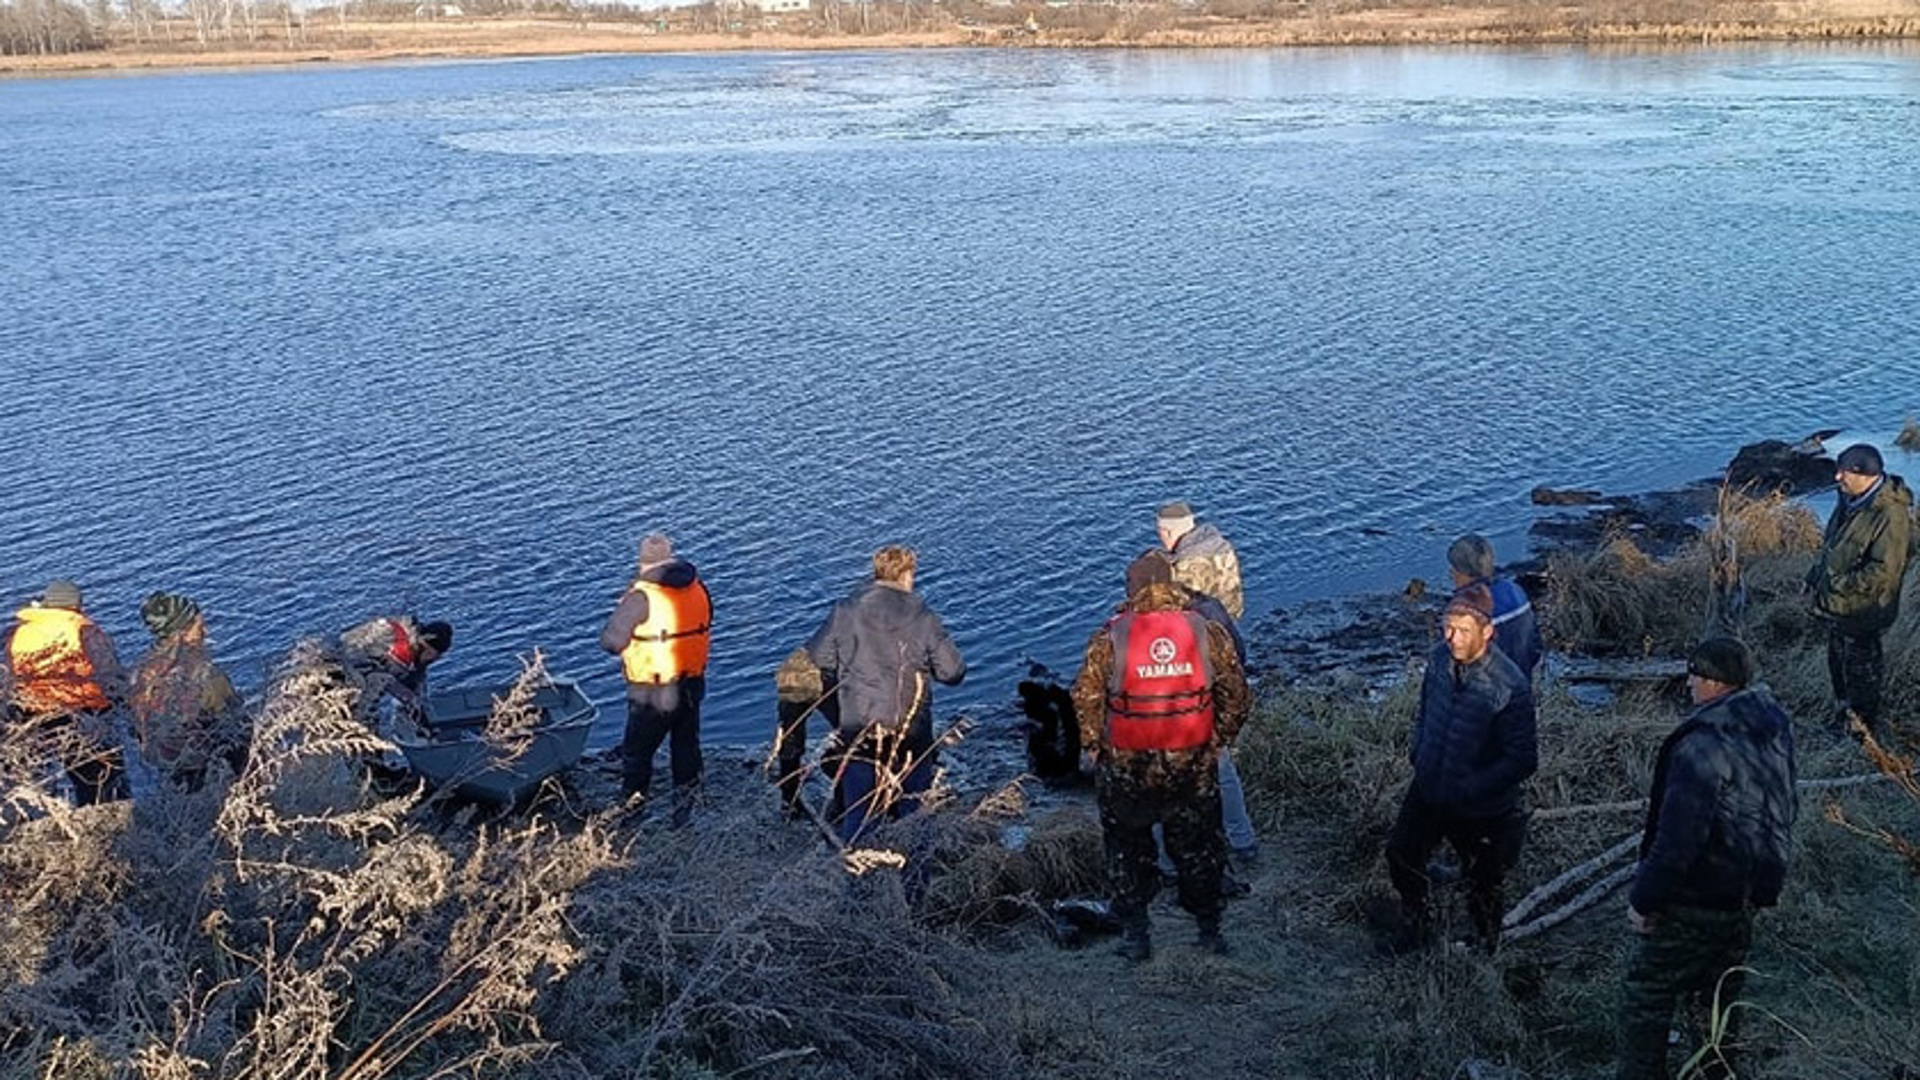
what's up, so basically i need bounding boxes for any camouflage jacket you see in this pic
[1170,522,1245,619]
[1071,581,1251,774]
[1809,474,1914,634]
[130,635,243,770]
[774,647,828,704]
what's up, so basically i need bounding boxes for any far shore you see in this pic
[7,1,1920,77]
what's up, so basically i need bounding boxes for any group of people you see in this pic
[2,583,453,801]
[8,443,1911,1080]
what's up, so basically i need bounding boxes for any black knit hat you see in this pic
[1836,443,1884,477]
[418,621,454,654]
[1687,637,1753,688]
[1125,549,1174,596]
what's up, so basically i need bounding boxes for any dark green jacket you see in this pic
[1808,474,1914,634]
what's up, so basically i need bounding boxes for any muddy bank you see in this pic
[1246,434,1842,693]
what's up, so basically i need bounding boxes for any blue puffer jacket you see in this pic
[1409,642,1538,817]
[807,581,965,746]
[1462,574,1544,678]
[1630,686,1798,914]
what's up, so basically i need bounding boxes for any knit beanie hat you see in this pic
[1156,501,1195,522]
[1126,549,1174,596]
[1688,637,1753,688]
[1444,583,1494,625]
[141,592,201,641]
[418,621,454,654]
[1836,443,1884,477]
[639,533,675,567]
[42,580,82,611]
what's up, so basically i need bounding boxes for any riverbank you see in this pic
[7,1,1920,76]
[4,436,1917,1078]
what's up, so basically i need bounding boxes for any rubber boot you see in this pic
[1116,921,1152,963]
[1196,916,1230,957]
[1378,905,1434,957]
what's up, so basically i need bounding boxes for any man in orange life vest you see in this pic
[1071,552,1251,961]
[599,532,713,821]
[6,579,128,805]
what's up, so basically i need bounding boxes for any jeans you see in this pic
[1217,747,1256,851]
[834,732,936,845]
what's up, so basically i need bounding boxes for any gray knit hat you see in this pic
[42,580,82,611]
[639,533,674,566]
[1156,501,1195,521]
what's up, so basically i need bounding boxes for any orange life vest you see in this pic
[621,579,712,684]
[1104,608,1215,752]
[9,606,112,713]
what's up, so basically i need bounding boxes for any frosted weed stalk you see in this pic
[2,641,629,1080]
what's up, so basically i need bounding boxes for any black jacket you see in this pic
[1630,685,1798,914]
[807,581,965,745]
[1409,643,1537,818]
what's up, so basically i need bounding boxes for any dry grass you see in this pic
[7,0,1920,73]
[1544,488,1822,655]
[0,642,1028,1080]
[6,480,1920,1078]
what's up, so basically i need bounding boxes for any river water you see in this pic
[4,43,1919,747]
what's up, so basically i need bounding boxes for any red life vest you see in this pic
[1104,608,1215,752]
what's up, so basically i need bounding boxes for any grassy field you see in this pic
[2,490,1917,1078]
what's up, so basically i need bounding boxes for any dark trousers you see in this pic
[1827,625,1886,731]
[16,708,128,807]
[621,679,704,800]
[1385,787,1526,945]
[1616,905,1754,1080]
[834,731,935,845]
[775,693,841,813]
[1098,756,1225,930]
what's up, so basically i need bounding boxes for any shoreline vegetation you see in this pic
[5,0,1920,76]
[3,438,1918,1078]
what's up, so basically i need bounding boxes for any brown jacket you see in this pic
[1070,581,1251,766]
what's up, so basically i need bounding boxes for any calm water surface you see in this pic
[4,44,1920,746]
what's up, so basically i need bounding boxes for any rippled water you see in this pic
[4,44,1919,746]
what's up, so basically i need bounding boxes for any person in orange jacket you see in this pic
[600,532,713,824]
[6,579,128,805]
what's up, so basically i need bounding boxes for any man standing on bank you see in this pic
[600,532,712,824]
[1156,500,1259,869]
[1617,637,1797,1080]
[1073,551,1252,961]
[806,545,965,844]
[1383,584,1537,954]
[1806,443,1912,743]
